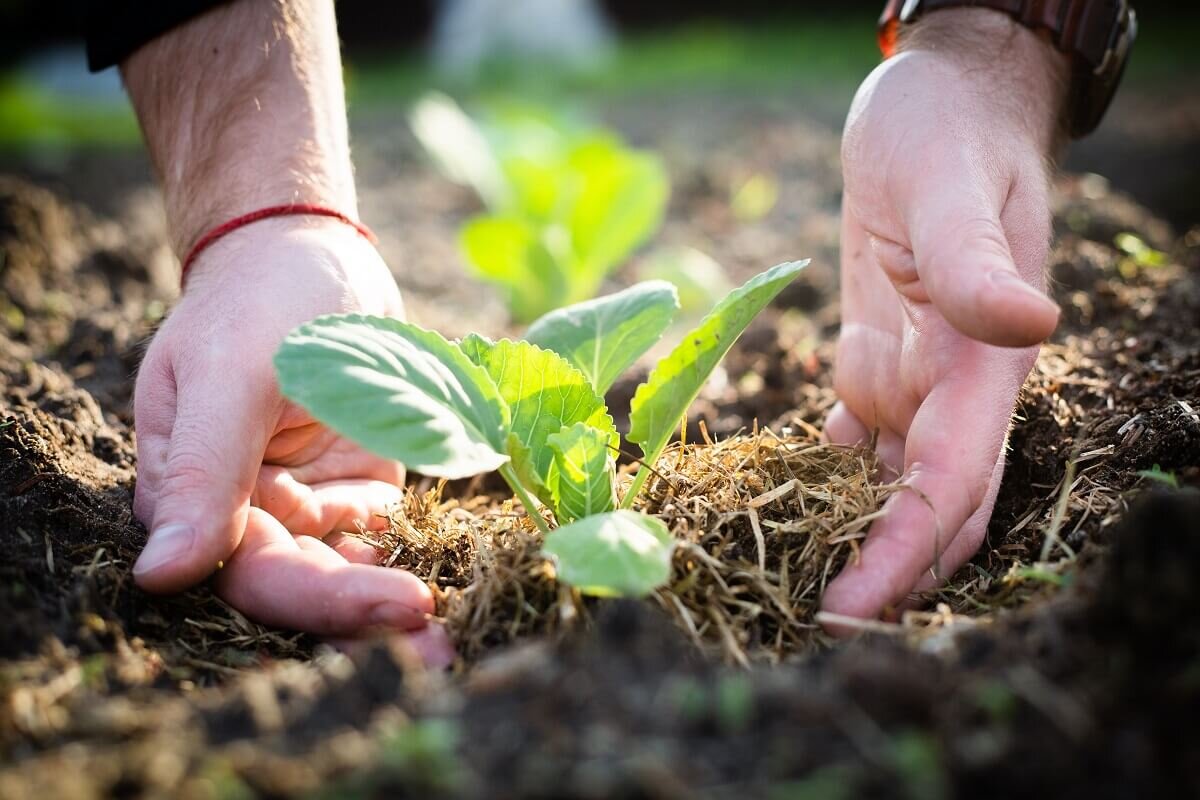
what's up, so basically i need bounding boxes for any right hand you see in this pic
[132,217,453,665]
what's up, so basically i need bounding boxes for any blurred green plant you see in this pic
[635,245,733,316]
[730,171,779,222]
[1114,232,1168,279]
[410,93,669,322]
[0,78,138,150]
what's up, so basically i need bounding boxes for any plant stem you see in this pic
[620,463,653,510]
[500,463,552,536]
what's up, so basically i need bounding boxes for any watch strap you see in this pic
[878,0,1137,137]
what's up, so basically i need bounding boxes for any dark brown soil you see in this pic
[2,94,1199,797]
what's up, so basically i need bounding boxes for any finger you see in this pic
[900,448,1008,603]
[824,401,869,445]
[833,324,920,437]
[266,428,406,487]
[323,532,381,565]
[132,349,175,526]
[825,402,904,479]
[326,624,456,670]
[253,466,400,536]
[821,349,1027,622]
[296,532,381,566]
[133,355,276,593]
[215,508,433,636]
[402,624,456,669]
[899,157,1059,348]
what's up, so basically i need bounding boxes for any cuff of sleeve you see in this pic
[85,0,233,71]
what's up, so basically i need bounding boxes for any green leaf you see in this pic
[524,280,680,395]
[456,332,495,365]
[1136,464,1180,489]
[461,338,617,505]
[635,245,733,315]
[624,260,808,505]
[274,315,510,479]
[543,510,674,597]
[547,423,616,523]
[409,92,510,211]
[459,216,568,323]
[565,137,670,297]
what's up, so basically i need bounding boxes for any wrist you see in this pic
[161,147,358,263]
[120,0,357,258]
[897,7,1071,152]
[179,214,392,299]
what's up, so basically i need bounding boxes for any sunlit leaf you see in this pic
[459,215,568,322]
[547,422,616,522]
[525,280,680,395]
[635,245,733,315]
[461,338,617,505]
[543,510,674,597]
[409,92,510,211]
[565,136,670,297]
[625,260,808,503]
[275,315,510,479]
[730,172,779,222]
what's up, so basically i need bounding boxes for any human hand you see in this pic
[132,220,452,662]
[822,9,1069,622]
[118,0,451,663]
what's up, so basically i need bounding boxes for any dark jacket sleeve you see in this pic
[86,0,232,71]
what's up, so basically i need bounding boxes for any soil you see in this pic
[1,93,1199,798]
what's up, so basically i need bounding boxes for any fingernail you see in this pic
[368,601,425,630]
[989,270,1057,308]
[134,524,194,576]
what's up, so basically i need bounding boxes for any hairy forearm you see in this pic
[898,7,1071,153]
[121,0,355,257]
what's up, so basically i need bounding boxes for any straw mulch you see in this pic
[373,426,896,666]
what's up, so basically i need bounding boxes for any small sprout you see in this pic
[666,675,709,721]
[2,302,25,332]
[730,172,779,223]
[715,673,755,732]
[768,766,859,800]
[886,731,948,800]
[275,261,806,597]
[1011,565,1071,587]
[1114,232,1168,279]
[971,679,1017,723]
[1137,464,1179,489]
[379,719,462,786]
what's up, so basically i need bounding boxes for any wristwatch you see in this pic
[877,0,1138,138]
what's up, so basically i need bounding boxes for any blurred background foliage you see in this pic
[0,0,1196,224]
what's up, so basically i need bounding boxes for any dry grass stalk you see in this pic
[377,429,894,666]
[640,428,898,663]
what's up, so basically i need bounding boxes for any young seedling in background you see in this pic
[410,93,669,322]
[275,261,807,597]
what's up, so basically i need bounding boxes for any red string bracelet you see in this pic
[179,204,378,287]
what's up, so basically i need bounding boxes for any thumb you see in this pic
[902,161,1059,347]
[134,364,276,593]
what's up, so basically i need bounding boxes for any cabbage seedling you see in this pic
[411,93,669,323]
[275,260,807,597]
